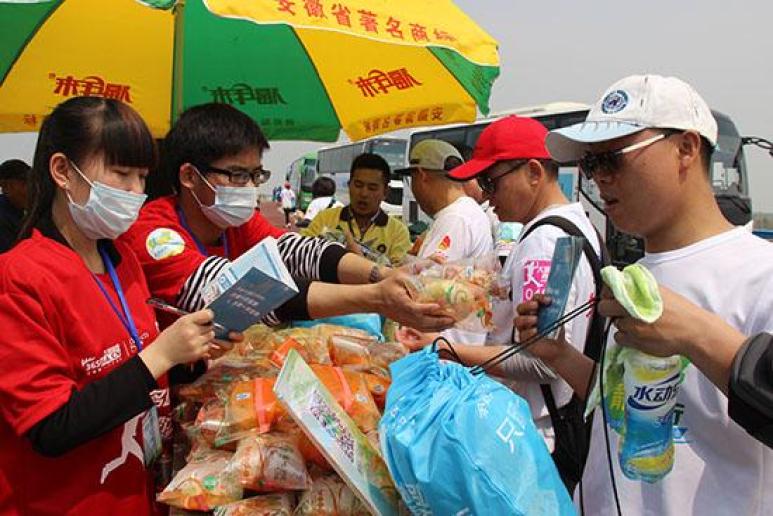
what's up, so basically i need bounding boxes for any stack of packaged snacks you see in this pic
[161,323,409,514]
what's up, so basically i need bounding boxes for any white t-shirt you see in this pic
[581,228,773,515]
[280,188,296,209]
[488,203,600,448]
[304,196,342,221]
[418,195,494,345]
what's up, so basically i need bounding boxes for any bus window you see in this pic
[370,139,408,171]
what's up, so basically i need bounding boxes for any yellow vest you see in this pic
[301,206,411,266]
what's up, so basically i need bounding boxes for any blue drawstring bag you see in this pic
[292,313,384,340]
[380,348,575,516]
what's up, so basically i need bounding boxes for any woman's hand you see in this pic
[140,309,218,378]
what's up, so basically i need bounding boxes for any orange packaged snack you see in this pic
[178,356,277,402]
[213,493,294,516]
[294,474,370,516]
[229,433,311,492]
[328,335,371,367]
[217,378,286,446]
[309,365,381,434]
[157,449,242,511]
[366,341,409,370]
[269,337,306,368]
[297,432,332,471]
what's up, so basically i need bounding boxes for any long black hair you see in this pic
[19,96,157,240]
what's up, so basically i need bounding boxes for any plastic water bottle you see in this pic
[618,351,683,483]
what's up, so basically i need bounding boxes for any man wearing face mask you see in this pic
[121,104,452,337]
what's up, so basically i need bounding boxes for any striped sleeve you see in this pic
[276,233,347,283]
[175,256,312,326]
[175,256,231,313]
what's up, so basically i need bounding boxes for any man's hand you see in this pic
[599,285,704,358]
[374,272,454,332]
[514,294,570,363]
[395,326,439,351]
[341,226,364,256]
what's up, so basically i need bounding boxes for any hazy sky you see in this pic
[2,0,771,209]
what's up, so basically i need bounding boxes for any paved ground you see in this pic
[259,199,298,231]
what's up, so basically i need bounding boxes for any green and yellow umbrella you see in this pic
[0,0,499,141]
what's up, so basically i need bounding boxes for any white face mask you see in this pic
[191,168,258,229]
[66,161,147,240]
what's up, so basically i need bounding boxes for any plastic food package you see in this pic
[328,336,371,367]
[309,365,381,434]
[178,356,277,402]
[191,399,229,448]
[217,378,287,446]
[360,371,391,410]
[294,474,370,516]
[270,333,332,367]
[230,433,311,492]
[297,432,332,471]
[312,323,375,345]
[407,254,505,330]
[366,341,408,370]
[270,337,307,368]
[213,493,295,516]
[157,449,242,511]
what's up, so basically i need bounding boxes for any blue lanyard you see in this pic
[93,244,143,351]
[176,206,229,258]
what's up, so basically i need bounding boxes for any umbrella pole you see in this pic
[170,0,186,127]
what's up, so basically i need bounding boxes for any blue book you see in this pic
[536,236,584,339]
[202,237,298,337]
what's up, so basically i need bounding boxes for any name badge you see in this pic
[142,406,162,466]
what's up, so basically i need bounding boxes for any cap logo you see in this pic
[601,90,629,114]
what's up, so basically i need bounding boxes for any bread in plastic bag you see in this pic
[406,254,506,330]
[213,493,295,516]
[178,355,277,402]
[157,449,242,511]
[309,365,381,434]
[294,474,370,516]
[216,378,287,446]
[229,433,311,492]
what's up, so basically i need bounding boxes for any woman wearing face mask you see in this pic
[0,97,220,514]
[122,104,455,340]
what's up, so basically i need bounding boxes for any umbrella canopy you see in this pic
[0,0,500,141]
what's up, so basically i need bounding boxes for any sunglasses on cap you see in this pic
[578,130,679,180]
[476,159,528,194]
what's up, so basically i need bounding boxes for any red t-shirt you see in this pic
[0,231,165,515]
[119,196,285,305]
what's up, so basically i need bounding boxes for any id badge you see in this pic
[142,406,162,466]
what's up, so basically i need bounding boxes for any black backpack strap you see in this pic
[519,215,608,357]
[518,215,610,491]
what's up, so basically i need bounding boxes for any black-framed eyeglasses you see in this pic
[476,159,528,194]
[197,163,271,186]
[577,131,678,180]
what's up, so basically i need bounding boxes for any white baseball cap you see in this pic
[394,139,464,175]
[546,74,718,163]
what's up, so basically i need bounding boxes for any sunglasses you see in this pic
[198,163,271,186]
[578,132,676,179]
[476,159,528,194]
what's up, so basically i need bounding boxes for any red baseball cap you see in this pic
[448,115,551,180]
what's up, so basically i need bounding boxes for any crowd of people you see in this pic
[0,73,770,515]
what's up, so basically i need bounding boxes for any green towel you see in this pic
[601,264,663,323]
